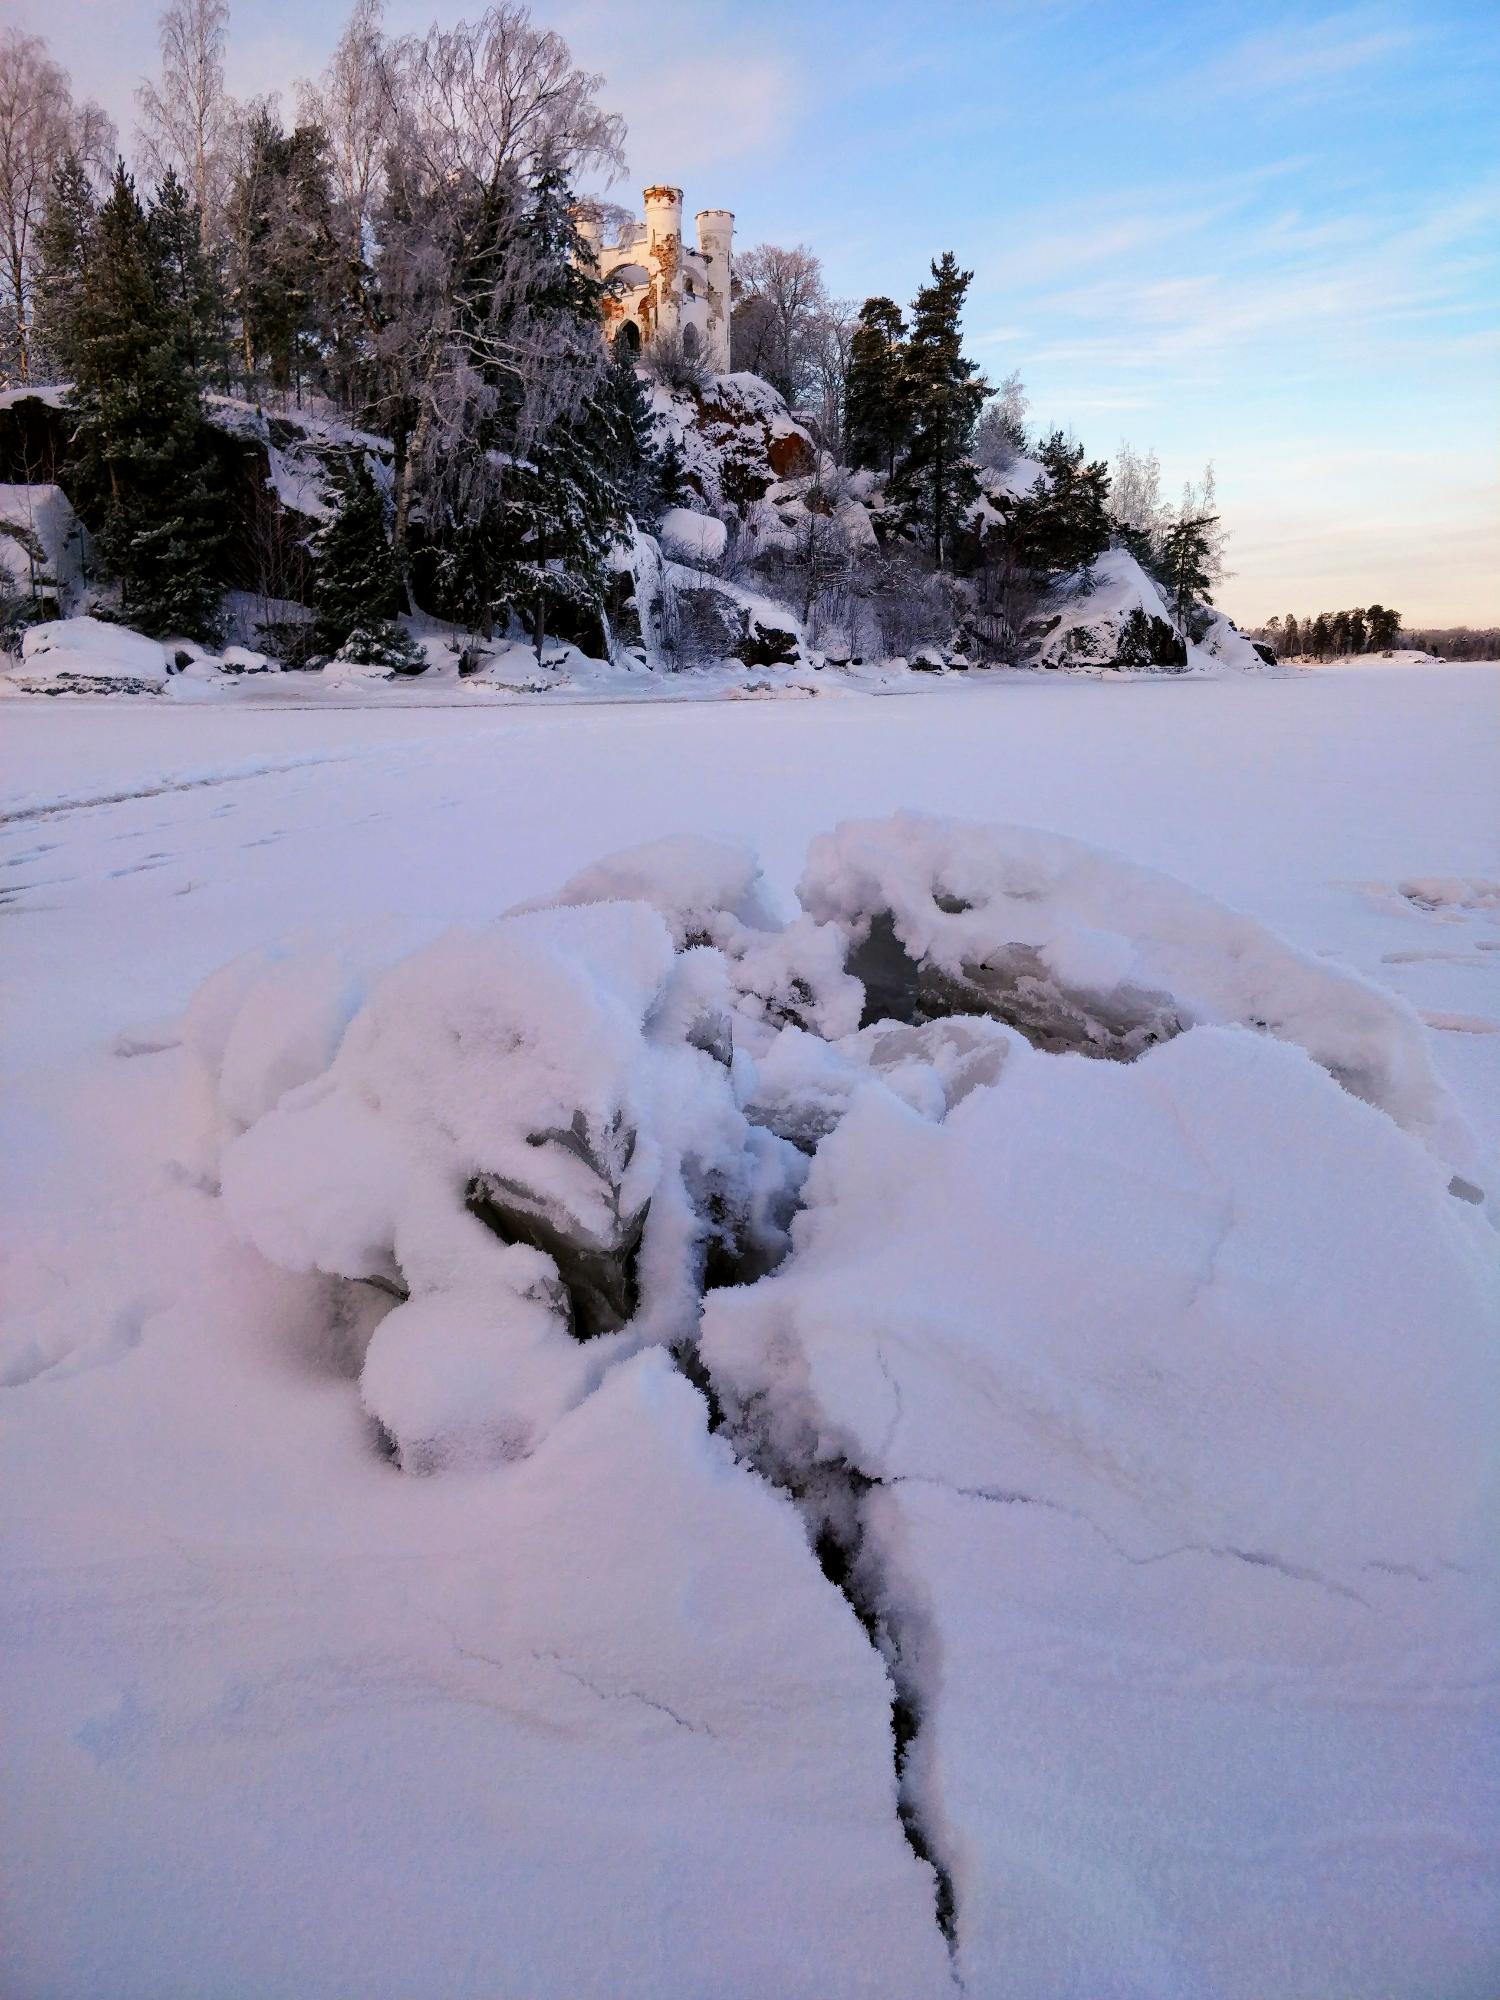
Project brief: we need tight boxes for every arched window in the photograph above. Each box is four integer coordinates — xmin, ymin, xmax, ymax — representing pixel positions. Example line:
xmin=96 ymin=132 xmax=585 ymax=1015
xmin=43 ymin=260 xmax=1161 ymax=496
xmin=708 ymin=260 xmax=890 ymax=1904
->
xmin=680 ymin=323 xmax=701 ymax=360
xmin=614 ymin=321 xmax=641 ymax=357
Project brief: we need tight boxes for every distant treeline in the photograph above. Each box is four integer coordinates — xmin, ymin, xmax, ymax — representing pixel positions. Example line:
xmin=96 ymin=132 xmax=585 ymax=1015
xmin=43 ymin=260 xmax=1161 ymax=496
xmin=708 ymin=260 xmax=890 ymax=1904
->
xmin=1250 ymin=612 xmax=1498 ymax=660
xmin=1393 ymin=627 xmax=1500 ymax=662
xmin=1250 ymin=607 xmax=1400 ymax=659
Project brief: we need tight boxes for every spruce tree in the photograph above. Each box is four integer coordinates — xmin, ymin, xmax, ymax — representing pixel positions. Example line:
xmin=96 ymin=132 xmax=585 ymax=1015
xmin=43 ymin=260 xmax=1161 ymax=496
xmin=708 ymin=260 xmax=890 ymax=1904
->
xmin=890 ymin=255 xmax=989 ymax=567
xmin=495 ymin=158 xmax=639 ymax=659
xmin=312 ymin=458 xmax=414 ymax=664
xmin=32 ymin=153 xmax=98 ymax=383
xmin=67 ymin=164 xmax=227 ymax=639
xmin=844 ymin=296 xmax=911 ymax=478
xmin=599 ymin=337 xmax=666 ymax=527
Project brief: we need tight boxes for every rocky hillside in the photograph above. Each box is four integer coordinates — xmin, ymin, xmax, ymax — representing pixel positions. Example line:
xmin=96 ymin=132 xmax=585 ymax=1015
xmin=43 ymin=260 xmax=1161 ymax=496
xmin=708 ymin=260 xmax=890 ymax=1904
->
xmin=2 ymin=372 xmax=1267 ymax=685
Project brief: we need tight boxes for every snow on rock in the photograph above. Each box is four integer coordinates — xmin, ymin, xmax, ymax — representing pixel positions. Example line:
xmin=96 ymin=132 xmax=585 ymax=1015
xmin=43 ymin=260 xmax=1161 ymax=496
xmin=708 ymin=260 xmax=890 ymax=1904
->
xmin=798 ymin=810 xmax=1482 ymax=1177
xmin=205 ymin=395 xmax=393 ymax=525
xmin=1195 ymin=606 xmax=1275 ymax=670
xmin=182 ymin=919 xmax=432 ymax=1133
xmin=1029 ymin=547 xmax=1188 ymax=671
xmin=179 ymin=812 xmax=1497 ymax=1992
xmin=968 ymin=454 xmax=1045 ymax=530
xmin=521 ymin=833 xmax=862 ymax=1042
xmin=703 ymin=1026 xmax=1496 ymax=1566
xmin=0 ymin=483 xmax=84 ymax=614
xmin=702 ymin=1025 xmax=1500 ymax=1994
xmin=521 ymin=832 xmax=779 ymax=944
xmin=12 ymin=615 xmax=168 ymax=691
xmin=658 ymin=505 xmax=728 ymax=566
xmin=199 ymin=899 xmax=805 ymax=1468
xmin=649 ymin=372 xmax=818 ymax=516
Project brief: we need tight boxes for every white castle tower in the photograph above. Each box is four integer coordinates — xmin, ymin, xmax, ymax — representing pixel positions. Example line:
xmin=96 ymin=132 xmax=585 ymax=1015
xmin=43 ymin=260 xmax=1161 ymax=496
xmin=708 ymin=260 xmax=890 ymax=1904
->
xmin=582 ymin=185 xmax=734 ymax=374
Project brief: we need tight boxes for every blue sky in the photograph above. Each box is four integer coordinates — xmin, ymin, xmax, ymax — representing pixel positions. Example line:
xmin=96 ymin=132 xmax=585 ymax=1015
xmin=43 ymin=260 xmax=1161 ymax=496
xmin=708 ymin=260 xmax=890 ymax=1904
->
xmin=21 ymin=0 xmax=1500 ymax=623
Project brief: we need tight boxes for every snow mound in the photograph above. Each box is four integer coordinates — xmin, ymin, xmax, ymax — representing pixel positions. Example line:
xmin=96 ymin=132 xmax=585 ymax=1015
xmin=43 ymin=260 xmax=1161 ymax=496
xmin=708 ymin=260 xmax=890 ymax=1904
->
xmin=196 ymin=812 xmax=1489 ymax=1489
xmin=702 ymin=1025 xmax=1499 ymax=1993
xmin=519 ymin=833 xmax=779 ymax=945
xmin=703 ymin=1026 xmax=1495 ymax=1570
xmin=521 ymin=832 xmax=861 ymax=1041
xmin=798 ymin=810 xmax=1481 ymax=1177
xmin=184 ymin=813 xmax=1499 ymax=1989
xmin=13 ymin=616 xmax=168 ymax=691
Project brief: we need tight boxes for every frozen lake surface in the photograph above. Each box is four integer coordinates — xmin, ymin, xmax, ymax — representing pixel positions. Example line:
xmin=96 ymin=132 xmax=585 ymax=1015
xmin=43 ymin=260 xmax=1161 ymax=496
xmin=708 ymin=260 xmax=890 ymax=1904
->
xmin=3 ymin=663 xmax=1497 ymax=1998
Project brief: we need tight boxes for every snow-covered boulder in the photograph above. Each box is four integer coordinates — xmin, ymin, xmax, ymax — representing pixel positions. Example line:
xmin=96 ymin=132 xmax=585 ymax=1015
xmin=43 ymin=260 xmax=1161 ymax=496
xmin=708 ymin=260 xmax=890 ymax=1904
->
xmin=658 ymin=506 xmax=728 ymax=567
xmin=1029 ymin=547 xmax=1187 ymax=671
xmin=11 ymin=616 xmax=168 ymax=692
xmin=190 ymin=814 xmax=1498 ymax=1989
xmin=197 ymin=900 xmax=805 ymax=1469
xmin=648 ymin=372 xmax=818 ymax=515
xmin=798 ymin=811 xmax=1480 ymax=1177
xmin=1195 ymin=606 xmax=1275 ymax=670
xmin=0 ymin=484 xmax=84 ymax=616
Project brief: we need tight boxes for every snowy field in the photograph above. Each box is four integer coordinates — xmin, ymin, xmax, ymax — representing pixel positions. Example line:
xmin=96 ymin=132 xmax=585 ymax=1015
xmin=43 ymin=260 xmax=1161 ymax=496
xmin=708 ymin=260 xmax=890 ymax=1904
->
xmin=3 ymin=662 xmax=1499 ymax=1998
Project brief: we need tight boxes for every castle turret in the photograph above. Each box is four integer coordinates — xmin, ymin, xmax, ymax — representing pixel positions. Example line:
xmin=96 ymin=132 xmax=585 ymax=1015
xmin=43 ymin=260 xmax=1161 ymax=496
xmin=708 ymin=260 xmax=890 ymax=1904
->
xmin=695 ymin=208 xmax=734 ymax=373
xmin=642 ymin=185 xmax=685 ymax=342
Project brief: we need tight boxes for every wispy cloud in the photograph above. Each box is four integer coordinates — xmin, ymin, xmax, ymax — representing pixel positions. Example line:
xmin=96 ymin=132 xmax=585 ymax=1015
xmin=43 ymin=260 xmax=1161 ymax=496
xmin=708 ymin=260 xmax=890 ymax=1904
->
xmin=1199 ymin=6 xmax=1423 ymax=94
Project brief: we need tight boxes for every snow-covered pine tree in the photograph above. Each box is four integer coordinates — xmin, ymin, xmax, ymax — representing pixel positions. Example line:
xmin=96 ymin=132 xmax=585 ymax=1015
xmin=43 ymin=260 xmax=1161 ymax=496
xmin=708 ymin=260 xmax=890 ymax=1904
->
xmin=889 ymin=255 xmax=989 ymax=567
xmin=311 ymin=458 xmax=422 ymax=667
xmin=31 ymin=150 xmax=97 ymax=381
xmin=67 ymin=162 xmax=227 ymax=638
xmin=599 ymin=333 xmax=666 ymax=528
xmin=844 ymin=296 xmax=910 ymax=479
xmin=1005 ymin=430 xmax=1112 ymax=586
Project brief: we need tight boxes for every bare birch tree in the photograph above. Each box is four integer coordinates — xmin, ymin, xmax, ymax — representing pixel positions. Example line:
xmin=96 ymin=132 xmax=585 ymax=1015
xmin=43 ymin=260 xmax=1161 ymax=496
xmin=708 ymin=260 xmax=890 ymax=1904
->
xmin=136 ymin=0 xmax=235 ymax=240
xmin=296 ymin=0 xmax=390 ymax=264
xmin=730 ymin=244 xmax=826 ymax=404
xmin=0 ymin=29 xmax=113 ymax=383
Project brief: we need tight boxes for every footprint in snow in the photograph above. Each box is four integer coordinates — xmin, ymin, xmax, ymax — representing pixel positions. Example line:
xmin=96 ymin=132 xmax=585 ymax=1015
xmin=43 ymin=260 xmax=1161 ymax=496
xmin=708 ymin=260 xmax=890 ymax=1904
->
xmin=1421 ymin=1011 xmax=1498 ymax=1035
